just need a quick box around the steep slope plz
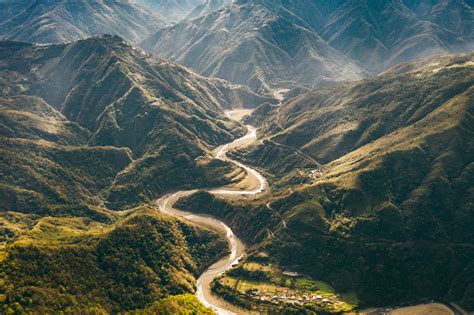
[0,0,165,44]
[0,36,268,313]
[0,94,132,218]
[321,0,474,72]
[136,0,231,22]
[177,53,474,310]
[252,53,474,165]
[0,36,273,212]
[243,0,474,72]
[186,0,232,20]
[0,0,30,22]
[141,3,365,94]
[150,0,473,83]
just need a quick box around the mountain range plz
[0,0,473,313]
[142,0,473,91]
[135,0,231,22]
[0,35,273,312]
[0,35,274,216]
[1,0,472,92]
[140,2,367,94]
[0,0,165,44]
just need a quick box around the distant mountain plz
[204,52,474,309]
[239,0,474,72]
[186,0,232,20]
[136,0,231,22]
[135,0,203,22]
[0,0,29,22]
[319,0,474,71]
[141,3,366,94]
[0,0,165,44]
[142,0,473,91]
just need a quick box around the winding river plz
[156,110,267,315]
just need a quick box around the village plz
[246,287,348,309]
[216,261,356,313]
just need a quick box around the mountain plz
[1,206,227,313]
[141,3,366,94]
[135,0,231,22]
[135,0,203,22]
[176,53,474,310]
[142,0,473,91]
[0,0,29,22]
[186,0,232,20]
[238,0,474,72]
[0,36,274,215]
[319,0,474,72]
[252,53,474,165]
[0,0,165,44]
[0,35,275,312]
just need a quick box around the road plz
[156,110,267,315]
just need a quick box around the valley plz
[1,1,473,314]
[157,111,266,314]
[175,53,474,313]
[158,111,357,314]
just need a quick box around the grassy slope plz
[177,54,474,310]
[0,94,133,219]
[137,294,214,314]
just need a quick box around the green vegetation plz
[134,294,214,314]
[178,54,474,311]
[0,36,259,215]
[0,207,226,313]
[0,21,473,315]
[0,37,270,313]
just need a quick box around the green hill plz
[0,207,227,313]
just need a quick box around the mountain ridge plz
[0,0,165,44]
[141,3,366,94]
[143,0,473,90]
[0,35,272,214]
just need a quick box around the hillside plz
[176,53,474,310]
[142,0,473,92]
[0,35,277,313]
[1,2,473,313]
[0,36,274,213]
[0,0,165,44]
[187,0,232,20]
[140,3,365,94]
[0,206,227,313]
